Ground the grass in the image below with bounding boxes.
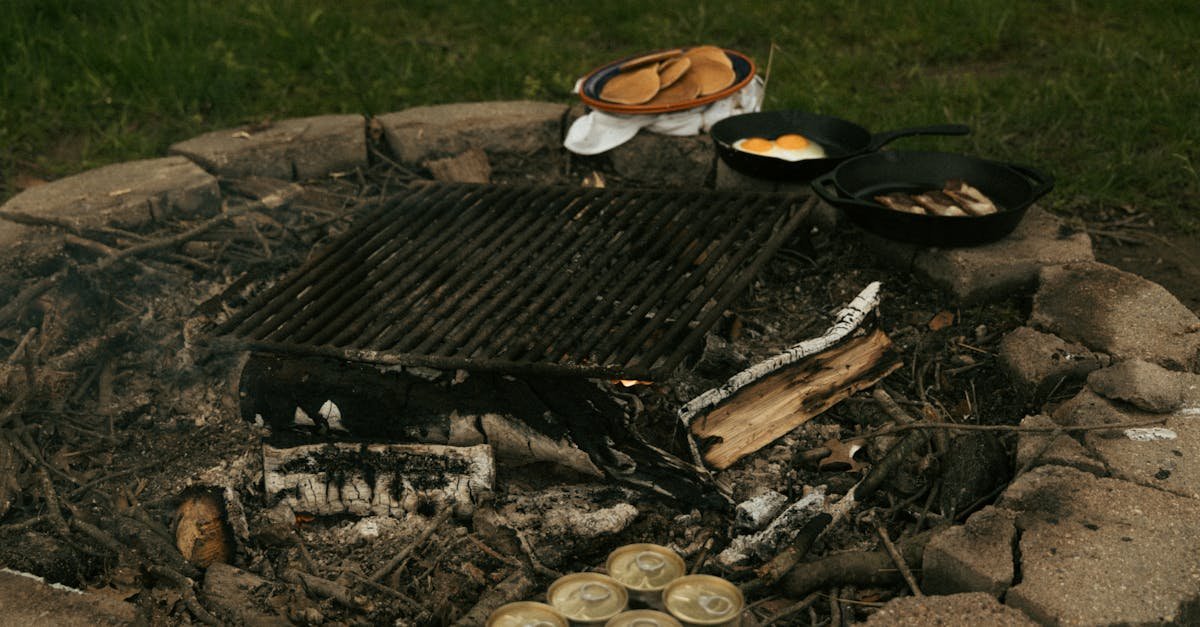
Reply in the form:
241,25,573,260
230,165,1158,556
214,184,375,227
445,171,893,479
2,0,1198,227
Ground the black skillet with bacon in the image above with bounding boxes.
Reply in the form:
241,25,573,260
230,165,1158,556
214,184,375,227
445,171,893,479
812,150,1054,247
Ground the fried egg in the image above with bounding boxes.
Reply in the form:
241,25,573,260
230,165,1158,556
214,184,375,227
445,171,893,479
732,133,826,161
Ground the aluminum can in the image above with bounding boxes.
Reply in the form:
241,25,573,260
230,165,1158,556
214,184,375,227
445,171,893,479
547,572,629,625
605,543,686,608
661,575,744,626
604,609,684,627
486,601,569,627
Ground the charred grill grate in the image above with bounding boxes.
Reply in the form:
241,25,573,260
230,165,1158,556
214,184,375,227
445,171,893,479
213,183,812,380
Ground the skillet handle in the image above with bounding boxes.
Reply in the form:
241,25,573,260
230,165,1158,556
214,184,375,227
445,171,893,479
810,171,882,211
867,124,970,151
1005,162,1056,202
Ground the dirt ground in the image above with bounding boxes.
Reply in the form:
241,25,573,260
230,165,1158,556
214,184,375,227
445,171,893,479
0,153,1195,625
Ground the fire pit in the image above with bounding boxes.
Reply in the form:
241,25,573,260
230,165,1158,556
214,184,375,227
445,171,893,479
1,101,1198,626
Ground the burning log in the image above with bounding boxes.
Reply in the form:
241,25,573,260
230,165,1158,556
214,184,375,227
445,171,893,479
262,442,495,517
241,354,722,507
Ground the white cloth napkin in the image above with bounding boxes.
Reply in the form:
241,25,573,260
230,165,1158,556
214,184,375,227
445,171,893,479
563,76,764,155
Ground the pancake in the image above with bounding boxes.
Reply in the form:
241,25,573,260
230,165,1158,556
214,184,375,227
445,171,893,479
645,73,702,106
599,64,661,104
688,57,736,96
683,45,732,69
656,56,691,90
618,48,683,72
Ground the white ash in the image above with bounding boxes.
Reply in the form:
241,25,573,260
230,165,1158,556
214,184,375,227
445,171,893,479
733,490,789,532
718,486,828,567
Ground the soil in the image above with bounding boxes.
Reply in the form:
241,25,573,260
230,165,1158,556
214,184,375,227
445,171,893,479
0,147,1195,625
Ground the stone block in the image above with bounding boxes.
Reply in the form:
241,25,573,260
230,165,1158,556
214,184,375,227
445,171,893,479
0,569,138,625
861,592,1037,626
171,114,367,180
0,156,220,274
999,465,1200,626
1031,261,1200,371
864,207,1094,303
997,325,1110,403
1087,358,1200,413
606,132,713,188
377,101,567,183
923,506,1017,598
1014,414,1106,475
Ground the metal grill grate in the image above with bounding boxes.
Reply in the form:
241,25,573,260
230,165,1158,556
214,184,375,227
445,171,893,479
213,182,812,380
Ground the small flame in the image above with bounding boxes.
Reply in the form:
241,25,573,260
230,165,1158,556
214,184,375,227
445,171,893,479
615,379,651,388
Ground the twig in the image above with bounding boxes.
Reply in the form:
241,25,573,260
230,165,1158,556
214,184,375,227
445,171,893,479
368,506,453,583
147,564,222,626
5,328,38,364
780,529,935,598
875,524,922,597
282,569,367,609
861,417,1167,439
688,530,714,575
760,591,821,627
512,523,562,580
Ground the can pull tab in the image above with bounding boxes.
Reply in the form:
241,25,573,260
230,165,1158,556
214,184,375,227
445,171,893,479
699,592,735,617
634,551,667,573
579,582,612,603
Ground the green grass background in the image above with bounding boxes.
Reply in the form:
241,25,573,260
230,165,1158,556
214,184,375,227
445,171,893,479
2,0,1197,227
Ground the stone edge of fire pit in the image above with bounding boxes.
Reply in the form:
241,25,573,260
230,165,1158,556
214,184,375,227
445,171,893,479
4,100,1200,626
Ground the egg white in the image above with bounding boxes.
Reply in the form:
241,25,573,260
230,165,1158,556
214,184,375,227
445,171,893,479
732,137,827,162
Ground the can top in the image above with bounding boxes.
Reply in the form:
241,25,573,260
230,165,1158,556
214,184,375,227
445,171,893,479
486,601,569,627
604,609,684,627
662,575,744,625
548,573,629,622
606,544,686,592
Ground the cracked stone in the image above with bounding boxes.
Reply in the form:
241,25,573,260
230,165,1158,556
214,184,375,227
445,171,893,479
1053,387,1200,498
999,465,1200,626
0,156,220,278
1030,261,1200,371
861,591,1037,626
923,506,1017,598
1014,414,1106,476
170,114,367,180
377,101,567,183
863,207,1094,303
998,326,1110,404
1087,358,1200,413
0,569,137,626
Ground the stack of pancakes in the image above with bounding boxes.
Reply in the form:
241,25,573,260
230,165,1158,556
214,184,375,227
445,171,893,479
599,45,736,107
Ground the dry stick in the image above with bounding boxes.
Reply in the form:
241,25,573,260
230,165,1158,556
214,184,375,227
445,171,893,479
282,569,366,609
862,417,1167,439
875,524,922,597
760,591,822,627
4,328,38,364
0,187,301,326
829,588,843,627
780,530,935,598
368,506,454,583
146,564,222,626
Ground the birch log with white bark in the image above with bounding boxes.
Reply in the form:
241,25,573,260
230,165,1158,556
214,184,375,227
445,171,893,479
263,442,494,517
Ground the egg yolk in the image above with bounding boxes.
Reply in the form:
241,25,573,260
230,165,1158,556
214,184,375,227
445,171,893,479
775,134,811,150
738,137,773,153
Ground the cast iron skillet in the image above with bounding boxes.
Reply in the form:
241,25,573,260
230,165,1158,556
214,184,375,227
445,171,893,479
811,150,1055,247
710,110,970,181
